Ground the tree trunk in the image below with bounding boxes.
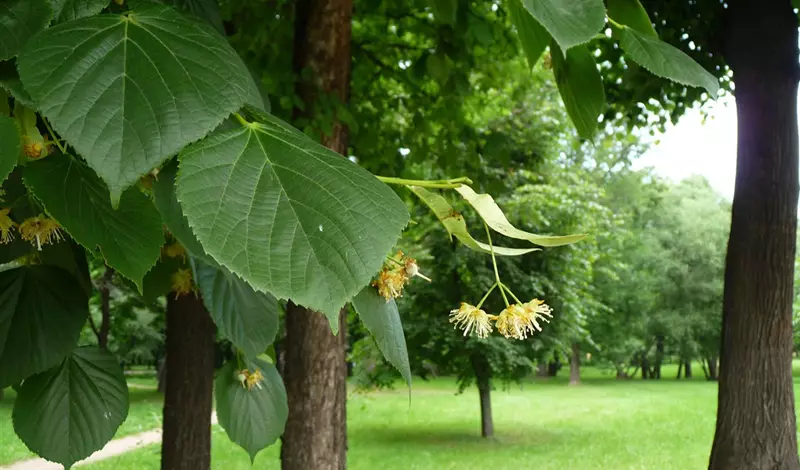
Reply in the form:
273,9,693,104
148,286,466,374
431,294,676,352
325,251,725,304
684,360,692,379
471,354,493,438
161,294,215,470
536,362,549,377
569,343,580,385
641,356,649,379
547,360,560,377
98,266,113,349
707,356,718,381
281,0,353,468
281,304,347,470
653,336,664,379
676,361,683,379
710,3,800,468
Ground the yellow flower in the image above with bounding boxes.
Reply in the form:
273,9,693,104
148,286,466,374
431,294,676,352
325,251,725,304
521,299,553,334
170,268,194,297
236,368,264,391
496,300,554,340
0,208,17,244
19,215,64,250
23,141,44,159
449,302,493,338
162,242,187,261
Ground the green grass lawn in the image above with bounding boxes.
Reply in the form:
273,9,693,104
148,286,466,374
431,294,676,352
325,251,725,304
5,364,800,469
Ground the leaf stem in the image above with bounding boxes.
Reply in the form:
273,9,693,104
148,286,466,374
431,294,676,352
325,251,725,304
484,222,509,306
476,282,497,309
606,17,624,30
376,175,473,189
233,112,250,127
43,118,67,154
501,283,523,304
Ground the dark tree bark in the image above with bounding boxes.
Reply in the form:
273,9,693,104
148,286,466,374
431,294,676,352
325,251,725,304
709,2,800,468
281,0,353,469
98,266,113,349
684,360,692,379
676,361,683,379
641,356,649,380
161,294,215,470
471,354,494,438
653,336,664,379
536,362,549,377
706,356,718,381
547,359,561,377
569,343,580,386
281,304,347,470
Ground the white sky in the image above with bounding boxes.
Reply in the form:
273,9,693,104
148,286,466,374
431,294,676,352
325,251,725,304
633,96,739,201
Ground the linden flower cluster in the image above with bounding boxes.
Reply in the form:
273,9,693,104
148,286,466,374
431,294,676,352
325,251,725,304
449,299,553,340
372,251,430,301
170,268,195,297
236,368,264,391
0,209,64,250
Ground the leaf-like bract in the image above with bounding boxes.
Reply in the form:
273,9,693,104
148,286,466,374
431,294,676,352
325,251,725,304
13,347,129,468
17,6,261,204
352,286,412,387
24,154,163,290
0,265,88,388
194,258,280,359
618,26,720,96
0,0,51,61
551,42,605,140
176,115,409,325
455,185,585,246
521,0,604,53
409,186,537,256
215,358,287,462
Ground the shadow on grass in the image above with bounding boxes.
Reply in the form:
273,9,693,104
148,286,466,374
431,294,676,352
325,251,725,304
359,424,563,449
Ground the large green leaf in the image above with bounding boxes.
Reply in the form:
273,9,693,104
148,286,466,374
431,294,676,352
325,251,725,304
0,60,33,108
49,0,108,22
454,185,585,247
508,0,551,69
606,0,657,37
152,159,210,260
0,0,51,61
176,115,409,325
617,26,720,96
551,42,605,139
129,0,224,33
0,115,20,184
352,286,411,387
38,239,92,295
0,265,88,388
431,0,457,25
13,346,129,468
215,358,287,462
24,154,163,290
17,6,262,204
521,0,604,53
194,258,280,359
408,186,537,256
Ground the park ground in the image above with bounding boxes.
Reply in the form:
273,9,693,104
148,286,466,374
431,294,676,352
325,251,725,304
4,363,798,469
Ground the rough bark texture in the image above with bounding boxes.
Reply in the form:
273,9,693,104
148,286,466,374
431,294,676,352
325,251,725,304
98,266,113,349
569,343,580,385
161,294,216,470
281,304,348,470
709,3,800,468
471,354,494,438
281,0,353,468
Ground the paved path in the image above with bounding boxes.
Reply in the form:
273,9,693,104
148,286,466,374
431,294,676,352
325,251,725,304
1,412,218,470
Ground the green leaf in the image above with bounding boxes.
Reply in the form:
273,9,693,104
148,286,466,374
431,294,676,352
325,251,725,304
194,258,280,359
176,115,409,325
409,186,538,256
0,115,20,184
49,0,109,22
215,358,287,462
17,6,262,205
129,0,224,33
152,159,210,260
508,0,551,68
23,154,163,290
352,286,412,387
139,255,186,303
551,42,605,139
13,346,129,468
0,265,88,388
606,0,657,37
39,239,92,296
454,185,585,247
521,0,604,53
0,0,52,61
0,60,33,108
617,26,720,96
431,0,457,25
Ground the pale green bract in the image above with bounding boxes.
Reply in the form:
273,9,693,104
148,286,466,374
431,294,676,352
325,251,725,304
551,42,605,140
521,0,605,54
24,154,164,290
176,114,409,326
16,5,261,205
12,347,129,468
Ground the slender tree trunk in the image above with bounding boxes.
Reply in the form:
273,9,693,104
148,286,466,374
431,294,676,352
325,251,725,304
676,361,683,379
536,362,549,377
707,356,718,381
569,343,580,385
547,360,560,377
98,266,113,349
281,0,353,469
684,360,692,379
641,356,649,379
161,294,215,470
710,3,800,468
471,354,494,438
281,304,347,470
653,336,663,379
